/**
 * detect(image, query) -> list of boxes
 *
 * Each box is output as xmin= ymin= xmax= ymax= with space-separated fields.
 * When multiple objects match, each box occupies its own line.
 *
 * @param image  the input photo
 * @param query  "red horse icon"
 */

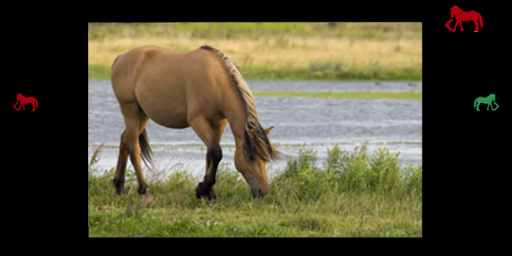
xmin=13 ymin=94 xmax=38 ymax=111
xmin=446 ymin=6 xmax=483 ymax=32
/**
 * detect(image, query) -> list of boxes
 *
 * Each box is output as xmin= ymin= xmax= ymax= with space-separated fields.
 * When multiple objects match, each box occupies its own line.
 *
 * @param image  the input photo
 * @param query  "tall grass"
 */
xmin=88 ymin=23 xmax=421 ymax=41
xmin=89 ymin=141 xmax=422 ymax=237
xmin=88 ymin=23 xmax=422 ymax=81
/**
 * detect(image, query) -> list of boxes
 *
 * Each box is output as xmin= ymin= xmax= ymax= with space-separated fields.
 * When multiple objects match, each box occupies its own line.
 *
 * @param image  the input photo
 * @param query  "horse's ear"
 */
xmin=249 ymin=129 xmax=257 ymax=139
xmin=264 ymin=126 xmax=274 ymax=136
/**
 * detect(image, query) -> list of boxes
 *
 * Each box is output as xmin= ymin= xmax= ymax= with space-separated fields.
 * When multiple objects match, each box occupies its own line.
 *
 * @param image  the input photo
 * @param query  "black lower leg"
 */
xmin=197 ymin=144 xmax=221 ymax=200
xmin=196 ymin=179 xmax=216 ymax=200
xmin=138 ymin=184 xmax=147 ymax=195
xmin=113 ymin=178 xmax=125 ymax=195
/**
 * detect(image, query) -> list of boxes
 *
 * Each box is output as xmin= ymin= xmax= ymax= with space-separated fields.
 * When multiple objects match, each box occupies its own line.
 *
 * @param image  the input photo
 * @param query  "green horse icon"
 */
xmin=474 ymin=94 xmax=499 ymax=111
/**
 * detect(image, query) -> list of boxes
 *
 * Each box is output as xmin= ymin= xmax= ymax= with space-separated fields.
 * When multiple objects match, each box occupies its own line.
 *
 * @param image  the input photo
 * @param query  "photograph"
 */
xmin=88 ymin=22 xmax=422 ymax=237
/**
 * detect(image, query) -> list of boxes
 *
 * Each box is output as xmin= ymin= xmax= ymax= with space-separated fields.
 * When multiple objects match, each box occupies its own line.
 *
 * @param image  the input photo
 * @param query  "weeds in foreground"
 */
xmin=88 ymin=142 xmax=105 ymax=171
xmin=88 ymin=141 xmax=422 ymax=237
xmin=275 ymin=141 xmax=422 ymax=202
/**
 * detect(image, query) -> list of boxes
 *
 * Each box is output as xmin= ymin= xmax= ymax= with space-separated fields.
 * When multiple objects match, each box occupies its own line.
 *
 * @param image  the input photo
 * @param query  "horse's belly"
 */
xmin=144 ymin=106 xmax=190 ymax=129
xmin=135 ymin=76 xmax=191 ymax=128
xmin=137 ymin=91 xmax=190 ymax=128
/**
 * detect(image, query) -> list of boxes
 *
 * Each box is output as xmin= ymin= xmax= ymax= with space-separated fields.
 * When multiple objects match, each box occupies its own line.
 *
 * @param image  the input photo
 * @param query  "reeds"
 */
xmin=88 ymin=142 xmax=105 ymax=171
xmin=89 ymin=141 xmax=422 ymax=237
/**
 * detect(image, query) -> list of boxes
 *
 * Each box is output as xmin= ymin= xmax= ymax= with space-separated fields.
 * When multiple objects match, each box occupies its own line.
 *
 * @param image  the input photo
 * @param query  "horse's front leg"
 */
xmin=13 ymin=102 xmax=19 ymax=111
xmin=192 ymin=117 xmax=227 ymax=202
xmin=453 ymin=21 xmax=459 ymax=31
xmin=492 ymin=102 xmax=499 ymax=111
xmin=445 ymin=19 xmax=455 ymax=32
xmin=458 ymin=21 xmax=464 ymax=31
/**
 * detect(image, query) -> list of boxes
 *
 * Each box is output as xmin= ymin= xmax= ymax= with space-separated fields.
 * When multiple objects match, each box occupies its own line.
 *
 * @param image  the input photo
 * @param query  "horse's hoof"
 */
xmin=195 ymin=183 xmax=204 ymax=199
xmin=208 ymin=188 xmax=217 ymax=201
xmin=196 ymin=182 xmax=216 ymax=201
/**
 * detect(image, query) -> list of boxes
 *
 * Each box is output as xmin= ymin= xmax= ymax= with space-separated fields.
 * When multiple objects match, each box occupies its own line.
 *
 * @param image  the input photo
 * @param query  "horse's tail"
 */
xmin=474 ymin=98 xmax=478 ymax=108
xmin=112 ymin=55 xmax=121 ymax=70
xmin=139 ymin=128 xmax=153 ymax=169
xmin=478 ymin=13 xmax=483 ymax=28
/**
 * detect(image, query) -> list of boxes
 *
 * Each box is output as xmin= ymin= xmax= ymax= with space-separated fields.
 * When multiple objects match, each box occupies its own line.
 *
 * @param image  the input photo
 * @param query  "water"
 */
xmin=88 ymin=80 xmax=422 ymax=180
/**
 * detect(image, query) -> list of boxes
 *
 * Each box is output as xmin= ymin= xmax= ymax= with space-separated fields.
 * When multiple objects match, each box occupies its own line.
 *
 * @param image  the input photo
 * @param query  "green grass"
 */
xmin=89 ymin=141 xmax=422 ymax=237
xmin=88 ymin=64 xmax=421 ymax=81
xmin=252 ymin=91 xmax=422 ymax=100
xmin=88 ymin=64 xmax=111 ymax=81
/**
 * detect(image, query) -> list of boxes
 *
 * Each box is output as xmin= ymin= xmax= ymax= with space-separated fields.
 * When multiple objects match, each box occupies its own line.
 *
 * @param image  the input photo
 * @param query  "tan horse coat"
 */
xmin=111 ymin=45 xmax=279 ymax=199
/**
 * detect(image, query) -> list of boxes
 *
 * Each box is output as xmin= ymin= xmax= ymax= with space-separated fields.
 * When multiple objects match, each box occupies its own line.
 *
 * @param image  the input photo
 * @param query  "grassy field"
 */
xmin=252 ymin=91 xmax=422 ymax=100
xmin=88 ymin=142 xmax=422 ymax=237
xmin=88 ymin=23 xmax=422 ymax=81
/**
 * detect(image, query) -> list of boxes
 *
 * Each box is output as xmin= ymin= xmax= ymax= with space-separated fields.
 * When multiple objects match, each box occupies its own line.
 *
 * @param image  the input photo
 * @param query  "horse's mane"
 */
xmin=199 ymin=45 xmax=280 ymax=163
xmin=450 ymin=6 xmax=461 ymax=17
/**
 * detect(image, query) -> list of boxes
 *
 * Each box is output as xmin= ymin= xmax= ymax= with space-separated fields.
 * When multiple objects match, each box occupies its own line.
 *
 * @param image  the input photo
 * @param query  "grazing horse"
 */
xmin=13 ymin=94 xmax=38 ymax=111
xmin=111 ymin=45 xmax=280 ymax=200
xmin=449 ymin=6 xmax=483 ymax=32
xmin=474 ymin=94 xmax=498 ymax=111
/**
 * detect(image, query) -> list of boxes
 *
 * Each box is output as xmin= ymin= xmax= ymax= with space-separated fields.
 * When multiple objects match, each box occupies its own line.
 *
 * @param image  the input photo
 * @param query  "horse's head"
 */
xmin=235 ymin=125 xmax=280 ymax=198
xmin=450 ymin=6 xmax=460 ymax=18
xmin=489 ymin=94 xmax=496 ymax=101
xmin=16 ymin=94 xmax=22 ymax=101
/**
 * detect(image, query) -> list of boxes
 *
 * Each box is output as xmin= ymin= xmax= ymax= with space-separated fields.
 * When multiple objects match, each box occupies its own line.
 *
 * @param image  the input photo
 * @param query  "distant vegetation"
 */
xmin=89 ymin=142 xmax=422 ymax=237
xmin=252 ymin=91 xmax=422 ymax=100
xmin=88 ymin=23 xmax=422 ymax=81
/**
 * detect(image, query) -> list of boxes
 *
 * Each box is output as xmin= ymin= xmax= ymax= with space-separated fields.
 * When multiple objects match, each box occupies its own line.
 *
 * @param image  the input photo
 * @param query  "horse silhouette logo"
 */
xmin=446 ymin=6 xmax=483 ymax=32
xmin=474 ymin=94 xmax=498 ymax=111
xmin=13 ymin=94 xmax=38 ymax=111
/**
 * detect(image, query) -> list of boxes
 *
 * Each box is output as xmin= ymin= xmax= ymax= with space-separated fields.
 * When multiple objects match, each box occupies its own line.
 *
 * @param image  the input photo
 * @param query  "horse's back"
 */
xmin=111 ymin=45 xmax=234 ymax=128
xmin=457 ymin=10 xmax=479 ymax=20
xmin=111 ymin=45 xmax=179 ymax=103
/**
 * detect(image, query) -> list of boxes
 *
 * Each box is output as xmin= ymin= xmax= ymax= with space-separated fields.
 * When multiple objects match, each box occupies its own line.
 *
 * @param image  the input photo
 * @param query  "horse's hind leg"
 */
xmin=454 ymin=20 xmax=463 ymax=31
xmin=113 ymin=130 xmax=129 ymax=195
xmin=190 ymin=116 xmax=225 ymax=201
xmin=473 ymin=20 xmax=480 ymax=32
xmin=120 ymin=102 xmax=151 ymax=195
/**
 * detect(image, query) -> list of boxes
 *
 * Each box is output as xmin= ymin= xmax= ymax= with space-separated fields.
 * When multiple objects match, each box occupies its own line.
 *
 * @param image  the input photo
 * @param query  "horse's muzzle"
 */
xmin=251 ymin=186 xmax=267 ymax=198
